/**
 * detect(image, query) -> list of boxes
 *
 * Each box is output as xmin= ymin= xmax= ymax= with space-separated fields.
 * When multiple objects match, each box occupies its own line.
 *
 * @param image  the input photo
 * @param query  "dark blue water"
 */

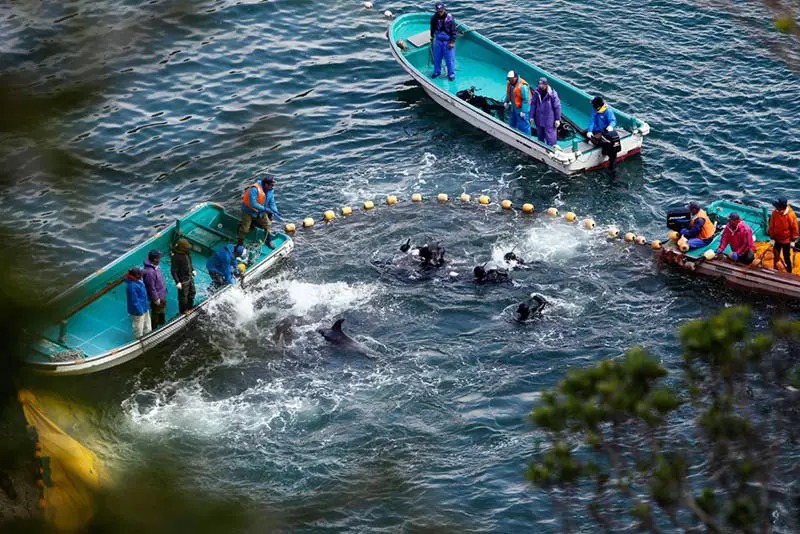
xmin=3 ymin=0 xmax=799 ymax=531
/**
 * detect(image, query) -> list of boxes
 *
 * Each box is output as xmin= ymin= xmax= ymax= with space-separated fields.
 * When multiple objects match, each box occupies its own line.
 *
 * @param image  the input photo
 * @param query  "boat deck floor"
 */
xmin=33 ymin=251 xmax=215 ymax=362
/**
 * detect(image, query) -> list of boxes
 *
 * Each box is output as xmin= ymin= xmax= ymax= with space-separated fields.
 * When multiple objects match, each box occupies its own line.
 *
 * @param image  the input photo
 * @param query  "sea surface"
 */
xmin=2 ymin=0 xmax=799 ymax=531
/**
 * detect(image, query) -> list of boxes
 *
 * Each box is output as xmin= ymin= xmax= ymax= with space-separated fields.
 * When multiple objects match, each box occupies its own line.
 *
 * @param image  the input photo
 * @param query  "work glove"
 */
xmin=192 ymin=270 xmax=197 ymax=277
xmin=554 ymin=120 xmax=561 ymax=128
xmin=586 ymin=132 xmax=593 ymax=139
xmin=679 ymin=228 xmax=687 ymax=236
xmin=770 ymin=240 xmax=776 ymax=246
xmin=730 ymin=252 xmax=739 ymax=261
xmin=176 ymin=282 xmax=182 ymax=290
xmin=504 ymin=102 xmax=510 ymax=110
xmin=605 ymin=125 xmax=613 ymax=132
xmin=519 ymin=111 xmax=525 ymax=119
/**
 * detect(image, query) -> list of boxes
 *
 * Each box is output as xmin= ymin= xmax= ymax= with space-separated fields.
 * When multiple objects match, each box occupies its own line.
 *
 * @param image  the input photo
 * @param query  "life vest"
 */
xmin=692 ymin=209 xmax=716 ymax=240
xmin=243 ymin=182 xmax=265 ymax=211
xmin=506 ymin=77 xmax=531 ymax=109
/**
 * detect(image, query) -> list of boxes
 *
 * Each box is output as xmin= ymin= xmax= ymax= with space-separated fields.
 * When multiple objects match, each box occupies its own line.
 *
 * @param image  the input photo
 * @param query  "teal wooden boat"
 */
xmin=388 ymin=13 xmax=650 ymax=175
xmin=24 ymin=202 xmax=294 ymax=375
xmin=658 ymin=200 xmax=800 ymax=300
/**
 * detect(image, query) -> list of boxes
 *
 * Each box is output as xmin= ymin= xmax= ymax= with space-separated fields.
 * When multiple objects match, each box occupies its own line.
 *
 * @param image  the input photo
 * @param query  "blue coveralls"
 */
xmin=430 ymin=12 xmax=456 ymax=81
xmin=506 ymin=79 xmax=532 ymax=136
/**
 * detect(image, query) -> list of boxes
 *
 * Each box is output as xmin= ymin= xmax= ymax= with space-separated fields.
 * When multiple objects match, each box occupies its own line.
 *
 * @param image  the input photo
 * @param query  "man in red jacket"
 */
xmin=715 ymin=213 xmax=755 ymax=265
xmin=768 ymin=197 xmax=799 ymax=273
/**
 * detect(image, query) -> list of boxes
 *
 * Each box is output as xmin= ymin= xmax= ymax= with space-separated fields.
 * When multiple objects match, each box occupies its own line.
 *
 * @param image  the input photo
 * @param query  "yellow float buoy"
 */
xmin=303 ymin=217 xmax=315 ymax=228
xmin=565 ymin=212 xmax=577 ymax=222
xmin=624 ymin=232 xmax=636 ymax=242
xmin=703 ymin=250 xmax=716 ymax=260
xmin=341 ymin=206 xmax=353 ymax=216
xmin=364 ymin=200 xmax=375 ymax=210
xmin=324 ymin=210 xmax=336 ymax=221
xmin=501 ymin=199 xmax=512 ymax=210
xmin=546 ymin=207 xmax=558 ymax=217
xmin=438 ymin=193 xmax=449 ymax=202
xmin=678 ymin=237 xmax=689 ymax=252
xmin=479 ymin=195 xmax=491 ymax=205
xmin=411 ymin=193 xmax=422 ymax=202
xmin=608 ymin=226 xmax=619 ymax=238
xmin=386 ymin=195 xmax=398 ymax=205
xmin=651 ymin=240 xmax=662 ymax=250
xmin=238 ymin=263 xmax=247 ymax=273
xmin=522 ymin=203 xmax=534 ymax=213
xmin=668 ymin=230 xmax=680 ymax=242
xmin=635 ymin=235 xmax=647 ymax=245
xmin=285 ymin=223 xmax=296 ymax=233
xmin=583 ymin=218 xmax=595 ymax=229
xmin=460 ymin=193 xmax=471 ymax=202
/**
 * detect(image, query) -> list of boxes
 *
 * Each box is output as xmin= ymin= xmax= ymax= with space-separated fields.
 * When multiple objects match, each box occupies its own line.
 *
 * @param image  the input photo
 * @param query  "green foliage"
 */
xmin=528 ymin=307 xmax=799 ymax=532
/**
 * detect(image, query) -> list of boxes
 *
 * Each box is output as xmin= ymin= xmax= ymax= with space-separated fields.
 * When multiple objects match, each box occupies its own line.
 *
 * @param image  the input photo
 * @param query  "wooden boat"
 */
xmin=387 ymin=13 xmax=650 ymax=175
xmin=657 ymin=200 xmax=800 ymax=300
xmin=24 ymin=202 xmax=294 ymax=375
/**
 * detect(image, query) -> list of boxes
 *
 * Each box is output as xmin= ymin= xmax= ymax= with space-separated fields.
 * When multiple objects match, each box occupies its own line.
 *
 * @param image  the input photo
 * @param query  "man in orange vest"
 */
xmin=680 ymin=201 xmax=716 ymax=249
xmin=503 ymin=70 xmax=532 ymax=136
xmin=768 ymin=197 xmax=798 ymax=273
xmin=238 ymin=174 xmax=281 ymax=249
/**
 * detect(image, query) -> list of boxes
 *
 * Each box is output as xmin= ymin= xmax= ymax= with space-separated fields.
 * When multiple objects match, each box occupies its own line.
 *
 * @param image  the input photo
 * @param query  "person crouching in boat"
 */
xmin=207 ymin=244 xmax=245 ymax=287
xmin=586 ymin=96 xmax=620 ymax=177
xmin=768 ymin=197 xmax=798 ymax=273
xmin=680 ymin=202 xmax=716 ymax=249
xmin=430 ymin=3 xmax=456 ymax=81
xmin=171 ymin=238 xmax=196 ymax=315
xmin=142 ymin=249 xmax=168 ymax=329
xmin=714 ymin=213 xmax=755 ymax=265
xmin=530 ymin=77 xmax=561 ymax=146
xmin=126 ymin=266 xmax=152 ymax=339
xmin=503 ymin=71 xmax=532 ymax=136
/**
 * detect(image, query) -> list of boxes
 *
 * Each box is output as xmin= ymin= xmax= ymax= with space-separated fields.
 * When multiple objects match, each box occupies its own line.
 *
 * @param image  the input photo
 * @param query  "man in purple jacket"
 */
xmin=142 ymin=249 xmax=168 ymax=328
xmin=530 ymin=77 xmax=562 ymax=146
xmin=430 ymin=3 xmax=456 ymax=81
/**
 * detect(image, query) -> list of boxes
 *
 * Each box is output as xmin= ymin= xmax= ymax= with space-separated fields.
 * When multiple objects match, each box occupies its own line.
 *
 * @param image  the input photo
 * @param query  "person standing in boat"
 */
xmin=715 ymin=213 xmax=756 ymax=265
xmin=504 ymin=71 xmax=532 ymax=135
xmin=238 ymin=175 xmax=280 ymax=250
xmin=430 ymin=3 xmax=457 ymax=81
xmin=768 ymin=197 xmax=798 ymax=273
xmin=126 ymin=266 xmax=152 ymax=339
xmin=530 ymin=77 xmax=561 ymax=146
xmin=680 ymin=202 xmax=716 ymax=249
xmin=142 ymin=250 xmax=168 ymax=329
xmin=171 ymin=238 xmax=196 ymax=315
xmin=207 ymin=244 xmax=244 ymax=287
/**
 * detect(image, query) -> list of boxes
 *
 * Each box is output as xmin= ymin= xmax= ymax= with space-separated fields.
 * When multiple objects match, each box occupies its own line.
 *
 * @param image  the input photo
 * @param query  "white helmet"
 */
xmin=507 ymin=70 xmax=516 ymax=79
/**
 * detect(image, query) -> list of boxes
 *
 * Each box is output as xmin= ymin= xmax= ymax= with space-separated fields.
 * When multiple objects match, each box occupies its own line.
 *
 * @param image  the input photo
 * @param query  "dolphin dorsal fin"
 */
xmin=333 ymin=319 xmax=345 ymax=332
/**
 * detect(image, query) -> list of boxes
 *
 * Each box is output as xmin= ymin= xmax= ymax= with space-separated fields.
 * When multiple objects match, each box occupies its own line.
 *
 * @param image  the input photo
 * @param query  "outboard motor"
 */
xmin=666 ymin=208 xmax=692 ymax=232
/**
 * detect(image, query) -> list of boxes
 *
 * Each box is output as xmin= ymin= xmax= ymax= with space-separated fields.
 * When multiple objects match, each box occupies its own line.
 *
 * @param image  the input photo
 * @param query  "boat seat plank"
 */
xmin=407 ymin=30 xmax=431 ymax=48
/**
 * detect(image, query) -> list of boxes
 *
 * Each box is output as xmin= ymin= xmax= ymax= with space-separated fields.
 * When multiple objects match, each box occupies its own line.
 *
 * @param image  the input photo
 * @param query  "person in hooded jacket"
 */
xmin=171 ymin=238 xmax=196 ymax=314
xmin=530 ymin=77 xmax=561 ymax=146
xmin=715 ymin=213 xmax=755 ymax=265
xmin=142 ymin=249 xmax=168 ymax=328
xmin=430 ymin=3 xmax=457 ymax=81
xmin=768 ymin=197 xmax=799 ymax=273
xmin=207 ymin=244 xmax=245 ymax=287
xmin=126 ymin=266 xmax=151 ymax=338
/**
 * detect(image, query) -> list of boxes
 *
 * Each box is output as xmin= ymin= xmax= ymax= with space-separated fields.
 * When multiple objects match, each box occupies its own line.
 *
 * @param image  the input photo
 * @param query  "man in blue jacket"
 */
xmin=207 ymin=244 xmax=245 ymax=287
xmin=586 ymin=96 xmax=616 ymax=139
xmin=430 ymin=3 xmax=456 ymax=81
xmin=237 ymin=174 xmax=281 ymax=249
xmin=126 ymin=266 xmax=152 ymax=339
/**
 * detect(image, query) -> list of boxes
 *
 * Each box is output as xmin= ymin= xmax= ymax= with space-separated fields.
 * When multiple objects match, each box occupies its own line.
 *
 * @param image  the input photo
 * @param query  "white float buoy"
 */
xmin=383 ymin=10 xmax=393 ymax=18
xmin=363 ymin=1 xmax=373 ymax=9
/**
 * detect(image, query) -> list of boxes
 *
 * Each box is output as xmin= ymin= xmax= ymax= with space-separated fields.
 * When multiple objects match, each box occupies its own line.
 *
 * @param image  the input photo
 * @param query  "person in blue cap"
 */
xmin=126 ymin=266 xmax=151 ymax=338
xmin=531 ymin=77 xmax=561 ymax=145
xmin=430 ymin=3 xmax=456 ymax=81
xmin=238 ymin=174 xmax=281 ymax=249
xmin=207 ymin=244 xmax=247 ymax=287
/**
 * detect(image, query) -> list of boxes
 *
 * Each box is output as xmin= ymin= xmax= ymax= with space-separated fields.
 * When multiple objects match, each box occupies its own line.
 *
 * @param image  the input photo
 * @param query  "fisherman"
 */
xmin=238 ymin=174 xmax=280 ymax=249
xmin=530 ymin=77 xmax=561 ymax=146
xmin=430 ymin=2 xmax=457 ymax=81
xmin=586 ymin=96 xmax=620 ymax=177
xmin=768 ymin=197 xmax=798 ymax=273
xmin=680 ymin=201 xmax=716 ymax=249
xmin=142 ymin=250 xmax=167 ymax=329
xmin=126 ymin=266 xmax=151 ymax=339
xmin=207 ymin=244 xmax=245 ymax=287
xmin=171 ymin=238 xmax=196 ymax=315
xmin=715 ymin=213 xmax=755 ymax=265
xmin=503 ymin=70 xmax=532 ymax=135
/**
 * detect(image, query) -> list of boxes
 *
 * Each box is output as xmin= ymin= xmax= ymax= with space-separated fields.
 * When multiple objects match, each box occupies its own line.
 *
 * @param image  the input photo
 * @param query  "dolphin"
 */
xmin=516 ymin=295 xmax=548 ymax=321
xmin=317 ymin=318 xmax=377 ymax=359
